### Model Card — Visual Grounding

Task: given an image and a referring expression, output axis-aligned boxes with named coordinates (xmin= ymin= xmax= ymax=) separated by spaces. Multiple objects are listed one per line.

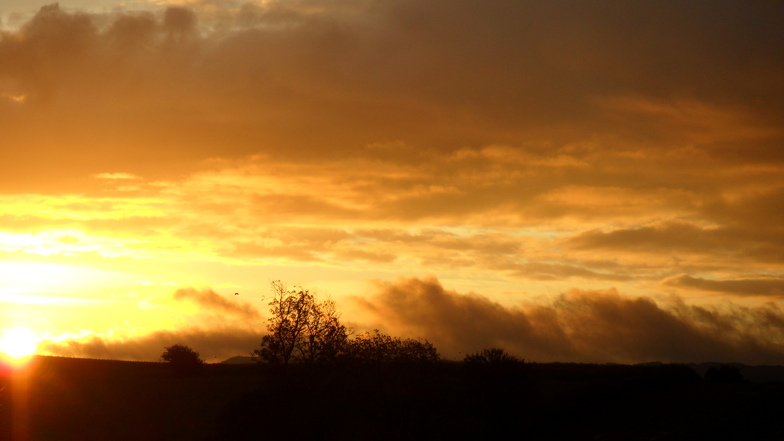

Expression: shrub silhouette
xmin=342 ymin=330 xmax=439 ymax=363
xmin=463 ymin=347 xmax=522 ymax=364
xmin=161 ymin=344 xmax=203 ymax=375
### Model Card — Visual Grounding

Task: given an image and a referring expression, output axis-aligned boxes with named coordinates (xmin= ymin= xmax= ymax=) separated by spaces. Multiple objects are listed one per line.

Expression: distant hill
xmin=689 ymin=362 xmax=784 ymax=383
xmin=220 ymin=356 xmax=257 ymax=364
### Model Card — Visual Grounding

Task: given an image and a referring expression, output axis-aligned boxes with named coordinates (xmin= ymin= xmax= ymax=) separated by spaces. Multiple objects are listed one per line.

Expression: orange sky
xmin=0 ymin=0 xmax=783 ymax=364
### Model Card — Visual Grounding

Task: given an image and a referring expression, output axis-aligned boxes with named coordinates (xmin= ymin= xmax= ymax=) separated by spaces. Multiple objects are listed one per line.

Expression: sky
xmin=0 ymin=0 xmax=783 ymax=365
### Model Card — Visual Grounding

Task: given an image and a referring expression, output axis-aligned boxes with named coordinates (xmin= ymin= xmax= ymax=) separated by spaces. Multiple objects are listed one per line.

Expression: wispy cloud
xmin=173 ymin=287 xmax=260 ymax=320
xmin=0 ymin=292 xmax=123 ymax=306
xmin=663 ymin=275 xmax=784 ymax=298
xmin=41 ymin=327 xmax=264 ymax=362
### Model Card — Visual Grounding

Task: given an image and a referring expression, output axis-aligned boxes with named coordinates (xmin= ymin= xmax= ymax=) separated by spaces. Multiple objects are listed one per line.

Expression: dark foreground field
xmin=1 ymin=356 xmax=784 ymax=441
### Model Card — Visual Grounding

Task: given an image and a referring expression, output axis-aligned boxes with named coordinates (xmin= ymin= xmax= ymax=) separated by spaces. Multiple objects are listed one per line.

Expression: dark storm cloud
xmin=358 ymin=277 xmax=784 ymax=364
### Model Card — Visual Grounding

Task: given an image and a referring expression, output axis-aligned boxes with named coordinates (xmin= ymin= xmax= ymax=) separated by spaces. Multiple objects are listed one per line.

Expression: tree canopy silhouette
xmin=342 ymin=329 xmax=439 ymax=363
xmin=254 ymin=280 xmax=348 ymax=367
xmin=161 ymin=344 xmax=203 ymax=375
xmin=464 ymin=347 xmax=522 ymax=364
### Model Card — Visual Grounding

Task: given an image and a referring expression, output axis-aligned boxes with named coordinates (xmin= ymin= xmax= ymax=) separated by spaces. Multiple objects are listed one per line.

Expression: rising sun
xmin=0 ymin=327 xmax=39 ymax=360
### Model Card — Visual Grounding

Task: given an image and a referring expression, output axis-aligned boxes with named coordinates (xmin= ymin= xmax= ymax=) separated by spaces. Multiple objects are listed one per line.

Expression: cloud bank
xmin=42 ymin=287 xmax=264 ymax=361
xmin=359 ymin=277 xmax=784 ymax=365
xmin=45 ymin=277 xmax=784 ymax=365
xmin=1 ymin=1 xmax=782 ymax=189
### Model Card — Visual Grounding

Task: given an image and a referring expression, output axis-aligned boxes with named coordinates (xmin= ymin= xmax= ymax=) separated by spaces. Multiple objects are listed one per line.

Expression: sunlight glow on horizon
xmin=0 ymin=327 xmax=39 ymax=361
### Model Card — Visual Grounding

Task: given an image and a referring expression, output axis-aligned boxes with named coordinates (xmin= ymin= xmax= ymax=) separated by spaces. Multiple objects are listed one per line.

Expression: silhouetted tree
xmin=255 ymin=280 xmax=348 ymax=367
xmin=463 ymin=347 xmax=522 ymax=364
xmin=299 ymin=297 xmax=348 ymax=363
xmin=343 ymin=330 xmax=439 ymax=363
xmin=161 ymin=344 xmax=203 ymax=375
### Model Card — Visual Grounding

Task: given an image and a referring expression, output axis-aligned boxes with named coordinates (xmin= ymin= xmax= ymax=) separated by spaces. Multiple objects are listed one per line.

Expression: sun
xmin=0 ymin=327 xmax=39 ymax=360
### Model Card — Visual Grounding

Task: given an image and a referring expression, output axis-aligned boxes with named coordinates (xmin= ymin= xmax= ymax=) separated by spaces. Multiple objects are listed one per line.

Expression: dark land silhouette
xmin=4 ymin=282 xmax=784 ymax=439
xmin=2 ymin=356 xmax=784 ymax=440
